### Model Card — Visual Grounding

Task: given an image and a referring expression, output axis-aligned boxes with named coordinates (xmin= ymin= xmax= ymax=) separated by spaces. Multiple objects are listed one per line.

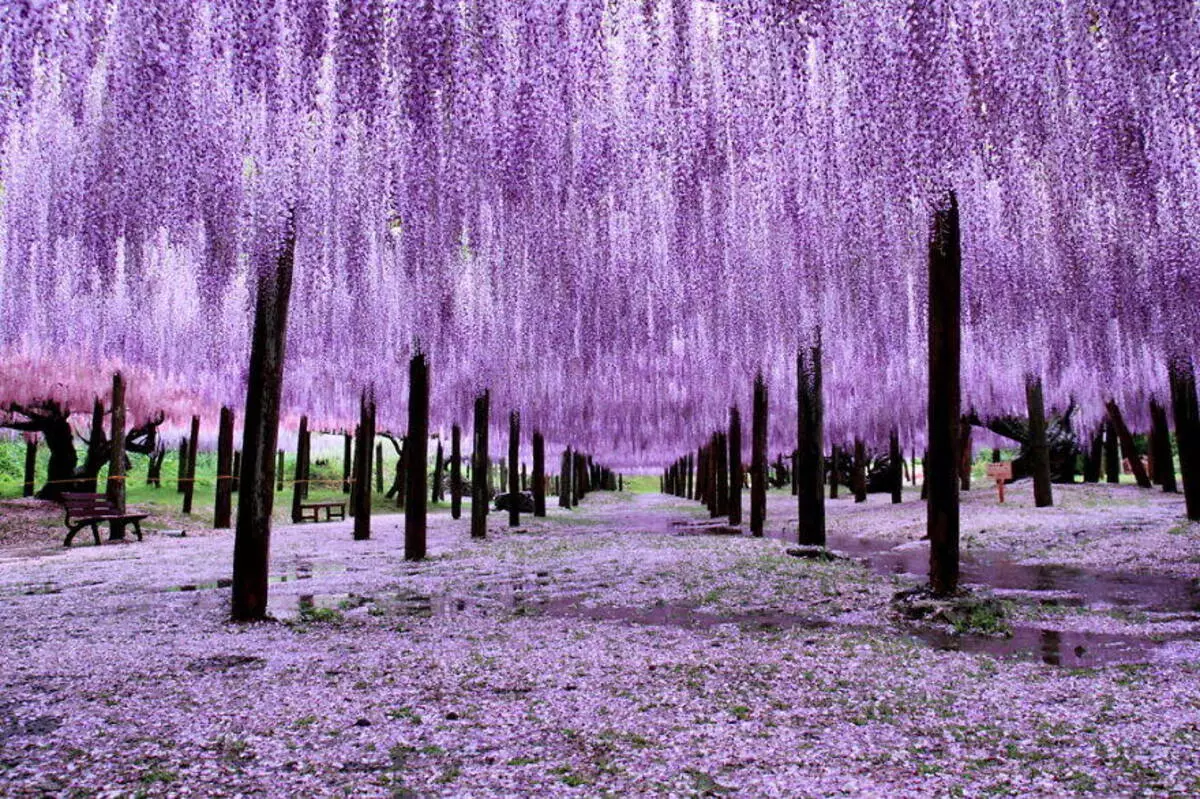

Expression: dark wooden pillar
xmin=890 ymin=428 xmax=902 ymax=504
xmin=1149 ymin=398 xmax=1177 ymax=493
xmin=1106 ymin=401 xmax=1151 ymax=488
xmin=852 ymin=437 xmax=867 ymax=503
xmin=958 ymin=423 xmax=973 ymax=491
xmin=342 ymin=433 xmax=352 ymax=493
xmin=231 ymin=228 xmax=294 ymax=622
xmin=508 ymin=411 xmax=520 ymax=527
xmin=1169 ymin=358 xmax=1200 ymax=520
xmin=405 ymin=352 xmax=429 ymax=560
xmin=1026 ymin=374 xmax=1054 ymax=507
xmin=432 ymin=441 xmax=444 ymax=503
xmin=215 ymin=406 xmax=234 ymax=529
xmin=182 ymin=415 xmax=200 ymax=514
xmin=106 ymin=371 xmax=127 ymax=515
xmin=797 ymin=341 xmax=825 ymax=545
xmin=1083 ymin=430 xmax=1102 ymax=483
xmin=276 ymin=450 xmax=285 ymax=491
xmin=232 ymin=450 xmax=241 ymax=492
xmin=451 ymin=424 xmax=463 ymax=519
xmin=1104 ymin=419 xmax=1120 ymax=483
xmin=533 ymin=430 xmax=546 ymax=517
xmin=829 ymin=445 xmax=839 ymax=499
xmin=291 ymin=415 xmax=310 ymax=523
xmin=471 ymin=391 xmax=489 ymax=538
xmin=686 ymin=453 xmax=694 ymax=499
xmin=750 ymin=373 xmax=768 ymax=537
xmin=22 ymin=436 xmax=36 ymax=498
xmin=927 ymin=192 xmax=961 ymax=597
xmin=728 ymin=406 xmax=743 ymax=525
xmin=559 ymin=447 xmax=573 ymax=508
xmin=353 ymin=389 xmax=375 ymax=540
xmin=376 ymin=443 xmax=384 ymax=493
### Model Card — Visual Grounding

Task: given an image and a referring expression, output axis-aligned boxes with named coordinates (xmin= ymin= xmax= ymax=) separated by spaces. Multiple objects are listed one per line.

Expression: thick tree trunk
xmin=508 ymin=411 xmax=520 ymax=527
xmin=751 ymin=373 xmax=768 ymax=537
xmin=451 ymin=424 xmax=463 ymax=519
xmin=177 ymin=439 xmax=187 ymax=493
xmin=797 ymin=341 xmax=825 ymax=545
xmin=890 ymin=428 xmax=902 ymax=504
xmin=1106 ymin=401 xmax=1152 ymax=488
xmin=353 ymin=389 xmax=375 ymax=541
xmin=215 ymin=406 xmax=234 ymax=529
xmin=182 ymin=415 xmax=200 ymax=515
xmin=342 ymin=433 xmax=352 ymax=493
xmin=232 ymin=450 xmax=241 ymax=492
xmin=472 ymin=392 xmax=490 ymax=537
xmin=376 ymin=443 xmax=384 ymax=494
xmin=1169 ymin=358 xmax=1200 ymax=520
xmin=23 ymin=436 xmax=37 ymax=497
xmin=276 ymin=450 xmax=284 ymax=492
xmin=559 ymin=447 xmax=573 ymax=508
xmin=1150 ymin=398 xmax=1177 ymax=493
xmin=686 ymin=452 xmax=694 ymax=500
xmin=829 ymin=445 xmax=839 ymax=500
xmin=291 ymin=415 xmax=310 ymax=523
xmin=405 ymin=353 xmax=430 ymax=560
xmin=728 ymin=406 xmax=743 ymax=526
xmin=106 ymin=372 xmax=127 ymax=517
xmin=927 ymin=192 xmax=961 ymax=597
xmin=432 ymin=441 xmax=444 ymax=504
xmin=1083 ymin=430 xmax=1102 ymax=483
xmin=147 ymin=445 xmax=165 ymax=488
xmin=958 ymin=423 xmax=972 ymax=491
xmin=231 ymin=229 xmax=294 ymax=622
xmin=533 ymin=430 xmax=546 ymax=517
xmin=1104 ymin=420 xmax=1120 ymax=483
xmin=1027 ymin=374 xmax=1054 ymax=507
xmin=852 ymin=438 xmax=867 ymax=503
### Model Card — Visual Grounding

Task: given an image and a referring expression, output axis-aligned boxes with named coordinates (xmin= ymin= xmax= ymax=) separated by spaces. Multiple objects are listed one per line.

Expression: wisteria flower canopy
xmin=0 ymin=0 xmax=1195 ymax=460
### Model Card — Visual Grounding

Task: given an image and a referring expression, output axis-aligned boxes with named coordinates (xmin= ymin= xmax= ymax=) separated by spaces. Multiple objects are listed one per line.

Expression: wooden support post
xmin=533 ymin=431 xmax=546 ymax=517
xmin=342 ymin=433 xmax=352 ymax=493
xmin=232 ymin=450 xmax=241 ymax=492
xmin=508 ymin=411 xmax=520 ymax=527
xmin=1104 ymin=420 xmax=1120 ymax=483
xmin=1083 ymin=430 xmax=1102 ymax=483
xmin=927 ymin=192 xmax=961 ymax=597
xmin=1149 ymin=398 xmax=1177 ymax=493
xmin=715 ymin=432 xmax=729 ymax=517
xmin=729 ymin=406 xmax=743 ymax=526
xmin=215 ymin=406 xmax=234 ymax=529
xmin=353 ymin=388 xmax=375 ymax=541
xmin=797 ymin=341 xmax=825 ymax=545
xmin=560 ymin=447 xmax=573 ymax=508
xmin=276 ymin=450 xmax=284 ymax=491
xmin=451 ymin=424 xmax=463 ymax=519
xmin=432 ymin=441 xmax=444 ymax=504
xmin=231 ymin=227 xmax=294 ymax=622
xmin=829 ymin=445 xmax=839 ymax=500
xmin=890 ymin=428 xmax=902 ymax=504
xmin=751 ymin=373 xmax=768 ymax=537
xmin=291 ymin=415 xmax=309 ymax=523
xmin=182 ymin=415 xmax=200 ymax=515
xmin=471 ymin=391 xmax=489 ymax=538
xmin=22 ymin=435 xmax=37 ymax=498
xmin=106 ymin=372 xmax=127 ymax=517
xmin=686 ymin=453 xmax=694 ymax=499
xmin=852 ymin=437 xmax=867 ymax=503
xmin=405 ymin=352 xmax=429 ymax=560
xmin=1106 ymin=400 xmax=1152 ymax=488
xmin=1027 ymin=374 xmax=1054 ymax=507
xmin=958 ymin=423 xmax=973 ymax=491
xmin=1169 ymin=358 xmax=1200 ymax=520
xmin=177 ymin=439 xmax=188 ymax=493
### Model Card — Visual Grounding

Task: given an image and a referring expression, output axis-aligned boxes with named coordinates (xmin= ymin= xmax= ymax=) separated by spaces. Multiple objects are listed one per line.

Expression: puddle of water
xmin=909 ymin=625 xmax=1189 ymax=668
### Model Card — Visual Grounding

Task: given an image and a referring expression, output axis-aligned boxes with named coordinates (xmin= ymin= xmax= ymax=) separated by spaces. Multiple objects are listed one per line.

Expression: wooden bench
xmin=297 ymin=501 xmax=347 ymax=523
xmin=60 ymin=492 xmax=149 ymax=547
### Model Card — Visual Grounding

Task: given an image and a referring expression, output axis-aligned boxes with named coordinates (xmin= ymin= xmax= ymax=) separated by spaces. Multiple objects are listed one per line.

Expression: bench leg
xmin=91 ymin=523 xmax=101 ymax=546
xmin=132 ymin=520 xmax=143 ymax=541
xmin=64 ymin=524 xmax=81 ymax=548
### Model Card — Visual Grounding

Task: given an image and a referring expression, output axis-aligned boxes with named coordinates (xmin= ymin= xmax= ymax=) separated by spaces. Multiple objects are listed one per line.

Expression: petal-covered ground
xmin=1 ymin=484 xmax=1199 ymax=797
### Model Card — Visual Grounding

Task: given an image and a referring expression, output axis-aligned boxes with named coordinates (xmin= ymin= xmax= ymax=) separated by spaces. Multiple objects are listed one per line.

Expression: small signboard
xmin=985 ymin=461 xmax=1012 ymax=503
xmin=985 ymin=462 xmax=1013 ymax=481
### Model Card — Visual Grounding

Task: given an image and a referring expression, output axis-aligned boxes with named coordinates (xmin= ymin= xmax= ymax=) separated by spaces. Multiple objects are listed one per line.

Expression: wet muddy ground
xmin=1 ymin=482 xmax=1198 ymax=796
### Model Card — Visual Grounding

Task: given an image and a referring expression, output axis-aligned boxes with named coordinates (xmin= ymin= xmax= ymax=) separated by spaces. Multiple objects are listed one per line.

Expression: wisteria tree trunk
xmin=1169 ymin=358 xmax=1200 ymax=521
xmin=508 ymin=411 xmax=520 ymax=527
xmin=852 ymin=437 xmax=867 ymax=503
xmin=215 ymin=405 xmax=234 ymax=529
xmin=1106 ymin=400 xmax=1151 ymax=488
xmin=927 ymin=192 xmax=961 ymax=598
xmin=106 ymin=371 xmax=126 ymax=517
xmin=405 ymin=352 xmax=429 ymax=560
xmin=471 ymin=391 xmax=489 ymax=537
xmin=451 ymin=424 xmax=463 ymax=519
xmin=750 ymin=373 xmax=768 ymax=537
xmin=533 ymin=430 xmax=546 ymax=517
xmin=797 ymin=341 xmax=825 ymax=546
xmin=1104 ymin=420 xmax=1120 ymax=483
xmin=291 ymin=415 xmax=310 ymax=523
xmin=231 ymin=229 xmax=294 ymax=622
xmin=1149 ymin=398 xmax=1177 ymax=493
xmin=728 ymin=406 xmax=742 ymax=526
xmin=1026 ymin=374 xmax=1053 ymax=507
xmin=890 ymin=428 xmax=902 ymax=504
xmin=353 ymin=388 xmax=375 ymax=541
xmin=182 ymin=415 xmax=200 ymax=515
xmin=22 ymin=436 xmax=37 ymax=497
